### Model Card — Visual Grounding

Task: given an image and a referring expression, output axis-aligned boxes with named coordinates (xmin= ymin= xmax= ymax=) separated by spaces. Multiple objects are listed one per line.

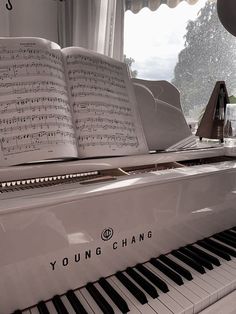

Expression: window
xmin=124 ymin=0 xmax=236 ymax=124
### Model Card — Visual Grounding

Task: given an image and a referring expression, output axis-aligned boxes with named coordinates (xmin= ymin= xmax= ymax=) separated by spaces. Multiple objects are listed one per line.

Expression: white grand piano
xmin=1 ymin=0 xmax=236 ymax=312
xmin=1 ymin=146 xmax=236 ymax=314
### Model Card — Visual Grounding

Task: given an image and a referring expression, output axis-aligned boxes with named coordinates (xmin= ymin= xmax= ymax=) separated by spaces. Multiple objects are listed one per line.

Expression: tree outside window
xmin=124 ymin=0 xmax=236 ymax=122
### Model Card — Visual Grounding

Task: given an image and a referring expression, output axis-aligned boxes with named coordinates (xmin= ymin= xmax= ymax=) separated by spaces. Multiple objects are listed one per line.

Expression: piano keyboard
xmin=13 ymin=227 xmax=236 ymax=314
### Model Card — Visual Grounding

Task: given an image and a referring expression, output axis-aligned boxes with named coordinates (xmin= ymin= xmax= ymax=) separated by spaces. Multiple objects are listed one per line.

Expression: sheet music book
xmin=0 ymin=37 xmax=148 ymax=166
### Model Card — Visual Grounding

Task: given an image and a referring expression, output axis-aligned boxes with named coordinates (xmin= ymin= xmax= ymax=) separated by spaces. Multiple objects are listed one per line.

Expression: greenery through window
xmin=124 ymin=0 xmax=236 ymax=123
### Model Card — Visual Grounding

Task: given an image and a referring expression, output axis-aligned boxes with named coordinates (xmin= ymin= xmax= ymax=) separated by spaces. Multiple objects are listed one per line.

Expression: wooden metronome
xmin=196 ymin=81 xmax=229 ymax=142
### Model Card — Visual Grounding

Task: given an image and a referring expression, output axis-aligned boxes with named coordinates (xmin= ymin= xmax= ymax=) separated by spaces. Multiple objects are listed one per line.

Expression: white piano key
xmin=193 ymin=244 xmax=236 ymax=293
xmin=169 ymin=253 xmax=230 ymax=301
xmin=110 ymin=276 xmax=159 ymax=314
xmin=144 ymin=262 xmax=194 ymax=314
xmin=199 ymin=259 xmax=236 ymax=286
xmin=137 ymin=263 xmax=193 ymax=314
xmin=215 ymin=257 xmax=236 ymax=274
xmin=61 ymin=295 xmax=76 ymax=313
xmin=215 ymin=263 xmax=236 ymax=289
xmin=80 ymin=287 xmax=105 ymax=314
xmin=193 ymin=242 xmax=236 ymax=268
xmin=165 ymin=254 xmax=211 ymax=311
xmin=148 ymin=297 xmax=179 ymax=314
xmin=106 ymin=277 xmax=142 ymax=314
xmin=22 ymin=311 xmax=32 ymax=314
xmin=219 ymin=253 xmax=236 ymax=267
xmin=198 ymin=289 xmax=236 ymax=314
xmin=153 ymin=293 xmax=185 ymax=314
xmin=197 ymin=240 xmax=236 ymax=271
xmin=175 ymin=282 xmax=206 ymax=310
xmin=94 ymin=282 xmax=123 ymax=313
xmin=134 ymin=265 xmax=192 ymax=314
xmin=44 ymin=301 xmax=58 ymax=314
xmin=124 ymin=269 xmax=185 ymax=314
xmin=29 ymin=308 xmax=39 ymax=314
xmin=209 ymin=236 xmax=236 ymax=254
xmin=168 ymin=253 xmax=223 ymax=291
xmin=74 ymin=289 xmax=96 ymax=313
xmin=213 ymin=264 xmax=236 ymax=282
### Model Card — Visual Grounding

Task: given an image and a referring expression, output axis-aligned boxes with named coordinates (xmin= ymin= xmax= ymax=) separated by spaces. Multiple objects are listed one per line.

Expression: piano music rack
xmin=1 ymin=146 xmax=234 ymax=194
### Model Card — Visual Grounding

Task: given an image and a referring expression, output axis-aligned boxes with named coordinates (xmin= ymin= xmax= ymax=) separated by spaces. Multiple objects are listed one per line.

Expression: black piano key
xmin=213 ymin=234 xmax=236 ymax=249
xmin=159 ymin=254 xmax=193 ymax=281
xmin=197 ymin=240 xmax=231 ymax=261
xmin=52 ymin=295 xmax=69 ymax=314
xmin=66 ymin=290 xmax=88 ymax=314
xmin=126 ymin=267 xmax=158 ymax=298
xmin=86 ymin=282 xmax=115 ymax=314
xmin=136 ymin=263 xmax=169 ymax=292
xmin=231 ymin=226 xmax=236 ymax=232
xmin=149 ymin=258 xmax=184 ymax=286
xmin=179 ymin=247 xmax=213 ymax=270
xmin=205 ymin=238 xmax=236 ymax=257
xmin=171 ymin=250 xmax=206 ymax=274
xmin=220 ymin=231 xmax=236 ymax=243
xmin=37 ymin=301 xmax=50 ymax=314
xmin=98 ymin=277 xmax=130 ymax=313
xmin=12 ymin=311 xmax=22 ymax=314
xmin=186 ymin=244 xmax=221 ymax=266
xmin=116 ymin=271 xmax=148 ymax=305
xmin=223 ymin=230 xmax=236 ymax=241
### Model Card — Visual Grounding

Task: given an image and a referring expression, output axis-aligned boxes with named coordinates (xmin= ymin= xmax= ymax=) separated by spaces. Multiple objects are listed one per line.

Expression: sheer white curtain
xmin=0 ymin=0 xmax=199 ymax=61
xmin=0 ymin=0 xmax=124 ymax=60
xmin=59 ymin=0 xmax=199 ymax=59
xmin=60 ymin=0 xmax=124 ymax=60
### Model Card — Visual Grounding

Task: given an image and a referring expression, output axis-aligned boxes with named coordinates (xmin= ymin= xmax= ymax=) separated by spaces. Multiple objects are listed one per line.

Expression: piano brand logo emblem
xmin=101 ymin=227 xmax=114 ymax=241
xmin=49 ymin=230 xmax=152 ymax=271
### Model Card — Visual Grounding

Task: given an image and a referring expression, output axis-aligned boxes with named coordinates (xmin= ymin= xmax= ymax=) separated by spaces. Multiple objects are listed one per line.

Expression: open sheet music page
xmin=63 ymin=47 xmax=148 ymax=158
xmin=0 ymin=37 xmax=77 ymax=166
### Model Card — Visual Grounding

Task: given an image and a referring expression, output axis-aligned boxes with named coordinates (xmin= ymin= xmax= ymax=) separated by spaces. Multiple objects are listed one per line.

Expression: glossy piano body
xmin=0 ymin=148 xmax=236 ymax=313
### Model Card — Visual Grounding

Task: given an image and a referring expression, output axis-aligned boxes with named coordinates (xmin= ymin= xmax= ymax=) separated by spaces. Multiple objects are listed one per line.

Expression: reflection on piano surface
xmin=1 ymin=147 xmax=236 ymax=314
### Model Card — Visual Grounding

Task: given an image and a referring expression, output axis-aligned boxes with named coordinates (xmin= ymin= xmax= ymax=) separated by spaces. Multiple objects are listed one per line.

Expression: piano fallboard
xmin=1 ymin=159 xmax=236 ymax=313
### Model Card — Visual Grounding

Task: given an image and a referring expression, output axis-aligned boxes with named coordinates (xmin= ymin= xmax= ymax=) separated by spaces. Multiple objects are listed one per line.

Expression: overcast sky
xmin=124 ymin=0 xmax=207 ymax=81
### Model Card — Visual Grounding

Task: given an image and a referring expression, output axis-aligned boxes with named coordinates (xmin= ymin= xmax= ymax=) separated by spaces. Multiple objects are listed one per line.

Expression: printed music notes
xmin=64 ymin=47 xmax=147 ymax=156
xmin=1 ymin=130 xmax=75 ymax=155
xmin=0 ymin=38 xmax=148 ymax=166
xmin=0 ymin=96 xmax=75 ymax=156
xmin=0 ymin=38 xmax=75 ymax=160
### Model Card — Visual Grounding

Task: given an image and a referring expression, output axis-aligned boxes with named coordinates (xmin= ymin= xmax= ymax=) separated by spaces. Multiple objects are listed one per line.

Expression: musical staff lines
xmin=0 ymin=97 xmax=70 ymax=115
xmin=0 ymin=44 xmax=66 ymax=100
xmin=0 ymin=95 xmax=75 ymax=156
xmin=66 ymin=54 xmax=122 ymax=76
xmin=72 ymin=100 xmax=139 ymax=152
xmin=66 ymin=53 xmax=130 ymax=105
xmin=68 ymin=69 xmax=126 ymax=89
xmin=73 ymin=102 xmax=132 ymax=117
xmin=71 ymin=82 xmax=127 ymax=99
xmin=0 ymin=130 xmax=76 ymax=155
xmin=0 ymin=80 xmax=67 ymax=97
xmin=0 ymin=41 xmax=78 ymax=159
xmin=0 ymin=62 xmax=64 ymax=81
xmin=64 ymin=49 xmax=143 ymax=154
xmin=0 ymin=42 xmax=146 ymax=162
xmin=0 ymin=114 xmax=73 ymax=133
xmin=0 ymin=48 xmax=63 ymax=66
xmin=78 ymin=134 xmax=139 ymax=150
xmin=75 ymin=117 xmax=136 ymax=133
